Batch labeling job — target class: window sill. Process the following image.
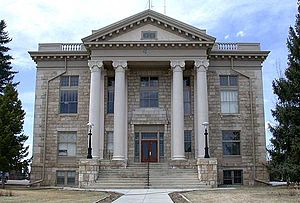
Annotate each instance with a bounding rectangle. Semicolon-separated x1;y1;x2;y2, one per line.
222;155;242;158
59;113;78;117
219;113;241;118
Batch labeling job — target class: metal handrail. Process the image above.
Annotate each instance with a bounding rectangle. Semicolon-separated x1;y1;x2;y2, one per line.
147;161;150;188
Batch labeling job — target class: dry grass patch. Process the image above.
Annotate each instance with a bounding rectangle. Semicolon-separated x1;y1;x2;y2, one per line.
0;188;111;203
178;187;300;203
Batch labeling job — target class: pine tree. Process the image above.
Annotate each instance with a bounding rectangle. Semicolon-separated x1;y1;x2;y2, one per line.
0;84;28;188
268;1;300;184
0;20;28;188
0;20;17;94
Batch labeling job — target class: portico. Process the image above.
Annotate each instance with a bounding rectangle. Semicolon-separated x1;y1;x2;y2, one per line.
87;57;210;162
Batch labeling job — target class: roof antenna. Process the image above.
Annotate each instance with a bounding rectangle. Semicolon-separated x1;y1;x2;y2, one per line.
164;0;166;14
148;0;151;10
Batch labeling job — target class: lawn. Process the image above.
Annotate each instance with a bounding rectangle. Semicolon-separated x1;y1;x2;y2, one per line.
177;186;300;203
0;188;112;203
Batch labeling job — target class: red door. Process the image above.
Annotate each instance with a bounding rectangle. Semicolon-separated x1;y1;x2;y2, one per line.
141;140;158;162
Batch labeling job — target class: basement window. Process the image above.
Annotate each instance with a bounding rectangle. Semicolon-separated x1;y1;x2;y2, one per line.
223;170;242;185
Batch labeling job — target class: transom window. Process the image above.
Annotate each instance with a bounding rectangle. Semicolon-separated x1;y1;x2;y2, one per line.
223;170;243;185
141;31;157;40
60;76;79;114
183;77;191;115
58;132;77;157
222;131;240;155
220;75;238;86
220;75;238;114
140;77;159;108
107;77;115;113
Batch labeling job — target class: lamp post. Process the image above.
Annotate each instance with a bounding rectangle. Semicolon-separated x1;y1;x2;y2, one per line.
202;122;210;158
87;122;94;159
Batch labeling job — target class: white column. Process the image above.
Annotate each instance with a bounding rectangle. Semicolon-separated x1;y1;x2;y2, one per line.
88;60;103;158
194;59;209;158
112;60;127;161
170;60;185;160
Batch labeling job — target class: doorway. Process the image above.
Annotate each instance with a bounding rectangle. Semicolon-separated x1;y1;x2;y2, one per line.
141;140;158;162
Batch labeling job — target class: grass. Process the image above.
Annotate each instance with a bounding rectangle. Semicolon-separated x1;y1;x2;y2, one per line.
0;188;110;203
179;186;300;203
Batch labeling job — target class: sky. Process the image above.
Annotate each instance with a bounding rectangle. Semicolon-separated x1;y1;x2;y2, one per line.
0;0;297;158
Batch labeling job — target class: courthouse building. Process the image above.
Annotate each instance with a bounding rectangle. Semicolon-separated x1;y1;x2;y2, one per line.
29;10;269;188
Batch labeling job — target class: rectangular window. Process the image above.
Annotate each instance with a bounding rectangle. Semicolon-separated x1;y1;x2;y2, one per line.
56;171;65;185
223;170;243;185
107;77;115;113
141;31;157;40
220;75;238;114
56;171;76;186
183;77;191;115
67;171;76;185
184;130;192;152
220;91;238;113
222;131;240;155
140;77;159;108
58;132;77;157
134;133;140;162
159;132;164;157
106;131;114;153
60;76;79;114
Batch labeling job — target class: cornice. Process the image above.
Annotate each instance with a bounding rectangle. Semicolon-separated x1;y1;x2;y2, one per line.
28;52;90;62
84;41;214;49
208;51;270;61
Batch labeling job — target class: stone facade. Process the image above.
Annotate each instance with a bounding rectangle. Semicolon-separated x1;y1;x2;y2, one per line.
29;10;269;187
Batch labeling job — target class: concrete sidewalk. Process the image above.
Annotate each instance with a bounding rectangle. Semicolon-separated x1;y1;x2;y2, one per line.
105;189;180;203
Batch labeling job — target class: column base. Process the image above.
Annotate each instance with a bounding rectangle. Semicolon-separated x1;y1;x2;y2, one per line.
112;156;125;161
172;156;186;161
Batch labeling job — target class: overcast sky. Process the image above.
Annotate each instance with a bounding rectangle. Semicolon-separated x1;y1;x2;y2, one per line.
0;0;297;158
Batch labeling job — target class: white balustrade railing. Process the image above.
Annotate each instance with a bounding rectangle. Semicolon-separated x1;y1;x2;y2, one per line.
61;43;83;51
217;43;238;50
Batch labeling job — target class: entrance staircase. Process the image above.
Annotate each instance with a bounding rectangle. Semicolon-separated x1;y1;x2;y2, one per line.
88;162;210;189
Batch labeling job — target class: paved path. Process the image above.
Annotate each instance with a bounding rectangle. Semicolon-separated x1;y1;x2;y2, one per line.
105;189;180;203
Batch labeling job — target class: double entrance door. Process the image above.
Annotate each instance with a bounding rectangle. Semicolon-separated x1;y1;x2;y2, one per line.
141;140;157;162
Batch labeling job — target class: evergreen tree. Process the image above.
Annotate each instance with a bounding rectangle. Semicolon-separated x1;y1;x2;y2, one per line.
0;20;17;94
0;84;28;188
0;19;28;188
268;1;300;184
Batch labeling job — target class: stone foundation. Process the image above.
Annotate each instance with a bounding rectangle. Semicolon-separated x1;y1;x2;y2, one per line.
78;159;100;188
197;158;218;187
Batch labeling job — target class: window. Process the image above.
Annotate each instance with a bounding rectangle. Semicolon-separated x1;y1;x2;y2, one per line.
184;130;192;152
141;31;157;40
220;75;238;114
107;77;115;113
106;131;113;153
60;76;79;114
58;132;77;157
183;77;191;115
223;170;243;185
56;171;76;186
140;77;159;108
159;132;164;158
134;133;140;162
222;131;240;155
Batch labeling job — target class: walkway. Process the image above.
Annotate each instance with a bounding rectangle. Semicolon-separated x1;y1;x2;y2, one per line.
106;189;180;203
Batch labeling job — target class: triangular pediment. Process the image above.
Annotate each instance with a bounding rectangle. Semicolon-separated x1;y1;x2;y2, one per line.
108;24;189;42
82;9;216;44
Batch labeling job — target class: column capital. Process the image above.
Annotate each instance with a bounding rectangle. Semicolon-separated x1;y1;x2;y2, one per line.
194;59;209;72
170;60;185;69
88;60;103;72
112;60;127;69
